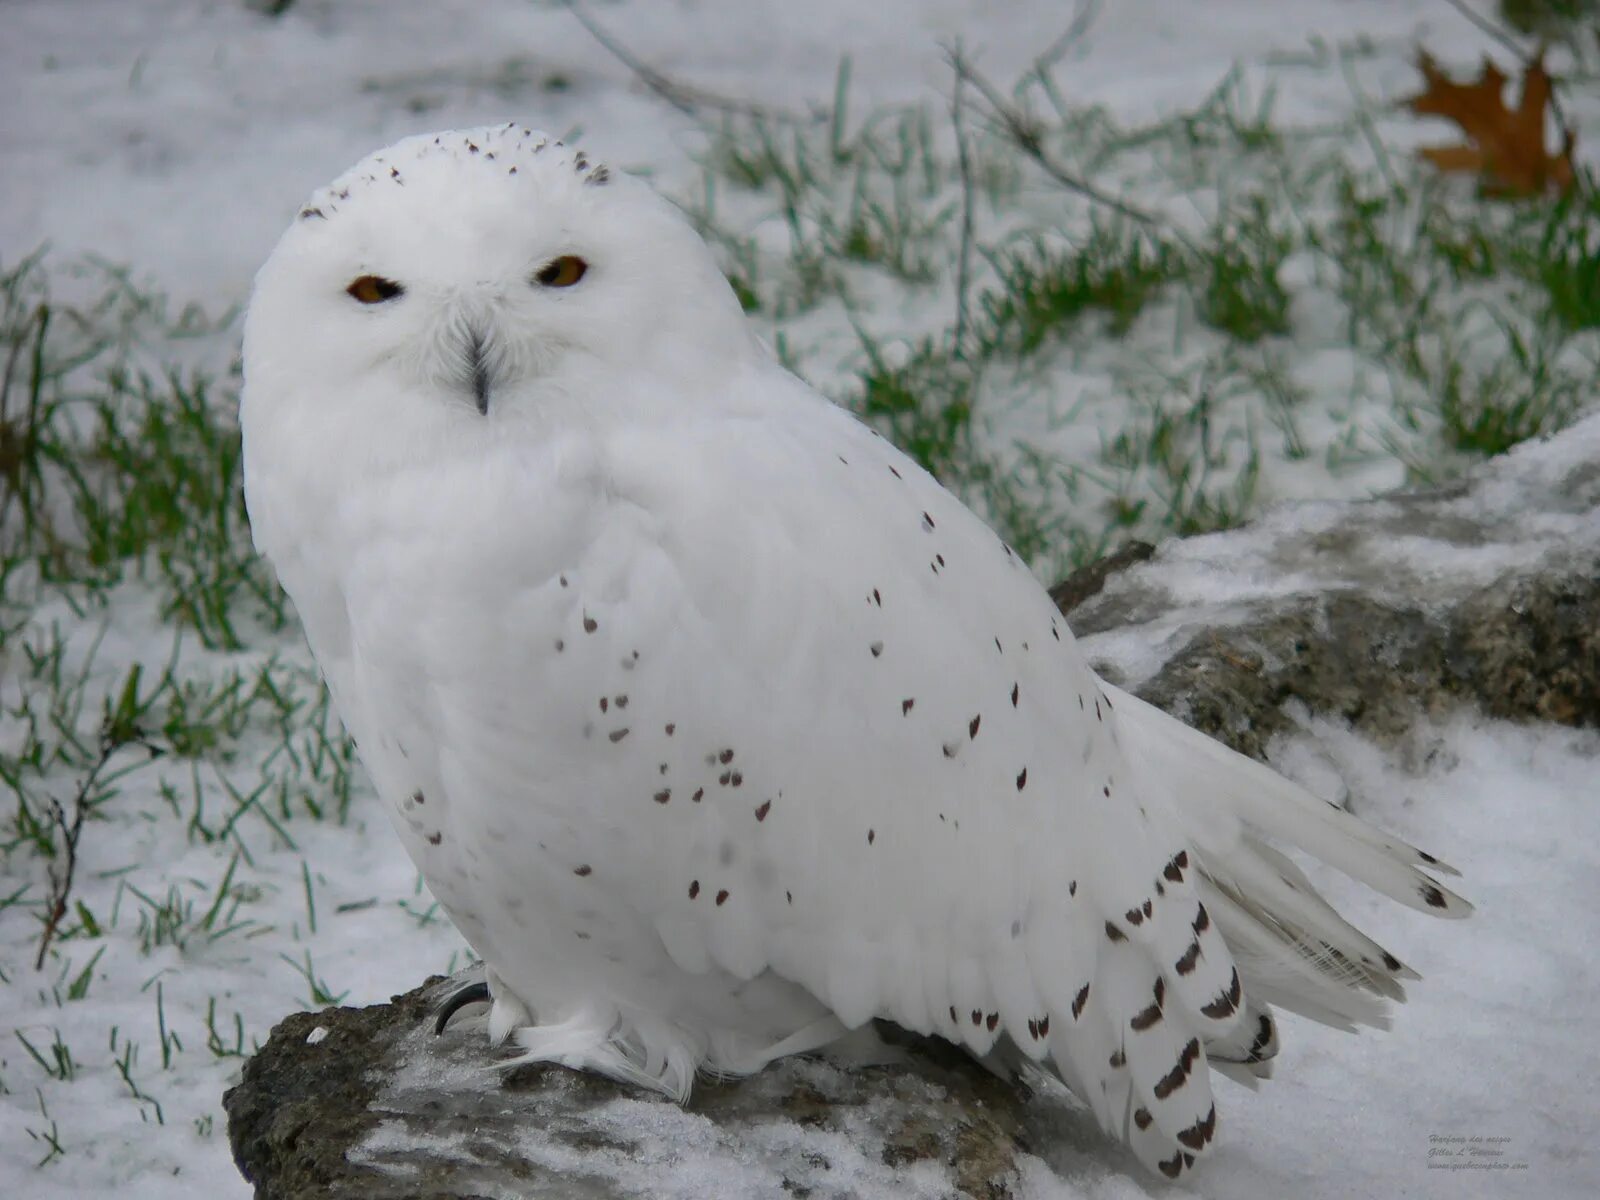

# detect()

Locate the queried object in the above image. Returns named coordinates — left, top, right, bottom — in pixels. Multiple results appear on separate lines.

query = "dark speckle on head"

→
left=583, top=614, right=598, bottom=633
left=574, top=864, right=592, bottom=877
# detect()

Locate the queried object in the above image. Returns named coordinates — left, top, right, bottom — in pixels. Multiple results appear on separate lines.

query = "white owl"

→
left=240, top=125, right=1469, bottom=1180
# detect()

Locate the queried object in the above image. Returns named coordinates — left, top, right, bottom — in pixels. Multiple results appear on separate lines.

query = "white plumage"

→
left=240, top=125, right=1469, bottom=1180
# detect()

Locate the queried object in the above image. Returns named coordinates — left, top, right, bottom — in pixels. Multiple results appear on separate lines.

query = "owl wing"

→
left=385, top=374, right=1464, bottom=1180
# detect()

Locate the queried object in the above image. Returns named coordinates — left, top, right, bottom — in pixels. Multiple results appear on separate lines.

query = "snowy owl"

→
left=240, top=124, right=1469, bottom=1179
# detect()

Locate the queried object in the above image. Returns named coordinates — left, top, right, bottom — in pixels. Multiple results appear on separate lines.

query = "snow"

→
left=2, top=2, right=1595, bottom=1198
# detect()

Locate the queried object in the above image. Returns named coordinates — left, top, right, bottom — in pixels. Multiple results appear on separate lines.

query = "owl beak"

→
left=467, top=328, right=492, bottom=415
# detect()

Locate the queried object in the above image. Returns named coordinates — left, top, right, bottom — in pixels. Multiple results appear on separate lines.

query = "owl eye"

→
left=535, top=256, right=588, bottom=288
left=346, top=275, right=404, bottom=304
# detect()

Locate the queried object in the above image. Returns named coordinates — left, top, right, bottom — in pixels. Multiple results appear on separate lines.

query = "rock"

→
left=1066, top=415, right=1600, bottom=759
left=225, top=975, right=1045, bottom=1199
left=226, top=417, right=1600, bottom=1198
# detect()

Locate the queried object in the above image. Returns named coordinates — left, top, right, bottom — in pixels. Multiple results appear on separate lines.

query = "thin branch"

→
left=946, top=47, right=1171, bottom=233
left=1030, top=0, right=1102, bottom=80
left=563, top=1, right=786, bottom=120
left=949, top=43, right=978, bottom=361
left=34, top=719, right=161, bottom=970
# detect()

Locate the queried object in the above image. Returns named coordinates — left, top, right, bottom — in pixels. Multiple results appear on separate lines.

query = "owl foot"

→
left=433, top=980, right=491, bottom=1035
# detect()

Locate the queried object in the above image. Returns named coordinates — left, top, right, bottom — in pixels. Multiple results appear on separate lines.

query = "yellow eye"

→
left=535, top=256, right=588, bottom=288
left=346, top=275, right=404, bottom=304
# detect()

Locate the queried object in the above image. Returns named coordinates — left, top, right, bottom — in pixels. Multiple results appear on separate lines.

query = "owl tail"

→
left=1101, top=684, right=1470, bottom=1043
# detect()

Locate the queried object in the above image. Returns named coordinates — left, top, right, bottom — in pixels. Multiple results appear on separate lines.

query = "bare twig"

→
left=33, top=737, right=113, bottom=970
left=946, top=47, right=1172, bottom=233
left=949, top=43, right=978, bottom=360
left=563, top=1, right=787, bottom=120
left=1030, top=0, right=1102, bottom=80
left=34, top=718, right=161, bottom=970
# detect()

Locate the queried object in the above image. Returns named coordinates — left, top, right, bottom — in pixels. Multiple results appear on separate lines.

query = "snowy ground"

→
left=2, top=1, right=1597, bottom=1197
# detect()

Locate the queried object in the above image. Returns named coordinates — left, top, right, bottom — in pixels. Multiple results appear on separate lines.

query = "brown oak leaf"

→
left=1405, top=49, right=1576, bottom=197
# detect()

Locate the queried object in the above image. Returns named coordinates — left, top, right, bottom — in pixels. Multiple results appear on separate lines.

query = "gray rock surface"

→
left=226, top=417, right=1600, bottom=1199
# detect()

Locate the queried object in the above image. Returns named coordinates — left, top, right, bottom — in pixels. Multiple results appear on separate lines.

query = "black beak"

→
left=468, top=330, right=491, bottom=415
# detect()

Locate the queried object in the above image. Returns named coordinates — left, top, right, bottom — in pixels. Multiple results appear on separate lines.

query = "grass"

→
left=3, top=30, right=1600, bottom=1178
left=682, top=41, right=1600, bottom=575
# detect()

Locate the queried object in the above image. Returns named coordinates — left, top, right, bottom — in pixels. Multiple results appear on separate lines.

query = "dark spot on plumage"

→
left=1068, top=880, right=1077, bottom=896
left=509, top=166, right=517, bottom=174
left=1109, top=1049, right=1125, bottom=1069
left=1095, top=699, right=1101, bottom=721
left=1177, top=1105, right=1217, bottom=1151
left=838, top=455, right=848, bottom=465
left=412, top=790, right=425, bottom=806
left=1143, top=899, right=1154, bottom=919
left=1201, top=969, right=1241, bottom=1019
left=1418, top=849, right=1439, bottom=865
left=867, top=829, right=875, bottom=845
left=986, top=1012, right=999, bottom=1031
left=1175, top=941, right=1200, bottom=976
left=942, top=742, right=959, bottom=758
left=692, top=788, right=704, bottom=803
left=574, top=864, right=592, bottom=877
left=969, top=714, right=981, bottom=739
left=786, top=891, right=793, bottom=905
left=1016, top=767, right=1027, bottom=790
left=1105, top=921, right=1125, bottom=942
left=426, top=832, right=442, bottom=846
left=950, top=1006, right=959, bottom=1023
left=583, top=615, right=598, bottom=633
left=1421, top=883, right=1447, bottom=909
left=1193, top=902, right=1210, bottom=935
left=688, top=880, right=699, bottom=899
left=719, top=771, right=731, bottom=786
left=615, top=695, right=628, bottom=709
left=870, top=641, right=883, bottom=657
left=599, top=697, right=608, bottom=712
left=872, top=588, right=882, bottom=606
left=1382, top=951, right=1403, bottom=972
left=1103, top=691, right=1113, bottom=709
left=1037, top=1015, right=1049, bottom=1036
left=922, top=511, right=935, bottom=530
left=936, top=553, right=944, bottom=567
left=1011, top=683, right=1019, bottom=707
left=1134, top=1107, right=1153, bottom=1131
left=1027, top=1018, right=1038, bottom=1039
left=665, top=723, right=676, bottom=736
left=888, top=465, right=902, bottom=479
left=587, top=165, right=611, bottom=185
left=659, top=763, right=669, bottom=775
left=970, top=1010, right=982, bottom=1026
left=1158, top=1153, right=1184, bottom=1180
left=1250, top=1013, right=1275, bottom=1059
left=902, top=698, right=915, bottom=715
left=1072, top=983, right=1090, bottom=1020
left=299, top=206, right=326, bottom=220
left=1103, top=785, right=1111, bottom=798
left=1078, top=695, right=1085, bottom=710
left=559, top=574, right=568, bottom=587
left=1125, top=906, right=1144, bottom=926
left=654, top=789, right=671, bottom=805
left=467, top=141, right=479, bottom=153
left=1051, top=622, right=1060, bottom=641
left=609, top=728, right=629, bottom=743
left=730, top=771, right=743, bottom=787
left=554, top=636, right=564, bottom=651
left=995, top=637, right=1003, bottom=653
left=719, top=749, right=735, bottom=764
left=715, top=889, right=729, bottom=906
left=755, top=800, right=771, bottom=821
left=1153, top=1038, right=1200, bottom=1100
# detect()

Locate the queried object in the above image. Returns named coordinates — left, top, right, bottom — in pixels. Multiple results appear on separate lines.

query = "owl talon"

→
left=434, top=981, right=491, bottom=1035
